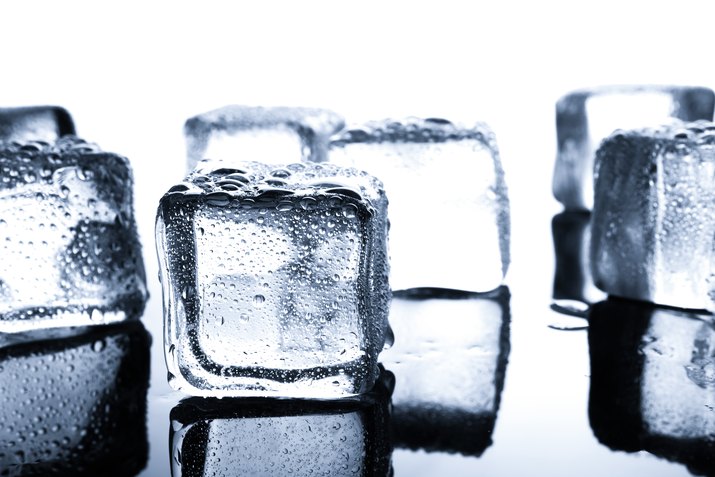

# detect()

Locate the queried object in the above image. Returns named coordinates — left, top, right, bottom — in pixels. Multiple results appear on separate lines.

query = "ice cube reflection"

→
left=551, top=211, right=605, bottom=316
left=381, top=287, right=510, bottom=456
left=0, top=321, right=151, bottom=476
left=169, top=369, right=393, bottom=477
left=589, top=298, right=715, bottom=477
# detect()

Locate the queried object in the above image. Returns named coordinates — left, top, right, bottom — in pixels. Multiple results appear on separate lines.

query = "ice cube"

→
left=0, top=137, right=148, bottom=332
left=551, top=211, right=605, bottom=313
left=0, top=320, right=150, bottom=475
left=169, top=370, right=393, bottom=477
left=589, top=299, right=715, bottom=476
left=184, top=105, right=345, bottom=171
left=329, top=118, right=510, bottom=293
left=0, top=105, right=75, bottom=143
left=380, top=287, right=510, bottom=456
left=553, top=85, right=714, bottom=210
left=157, top=161, right=390, bottom=398
left=590, top=122, right=715, bottom=310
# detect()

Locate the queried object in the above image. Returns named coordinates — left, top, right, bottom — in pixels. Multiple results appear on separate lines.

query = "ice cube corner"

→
left=156, top=161, right=390, bottom=398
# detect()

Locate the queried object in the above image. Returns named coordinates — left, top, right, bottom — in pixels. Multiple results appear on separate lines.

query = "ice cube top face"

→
left=184, top=105, right=345, bottom=171
left=330, top=118, right=510, bottom=293
left=157, top=161, right=390, bottom=398
left=0, top=105, right=76, bottom=144
left=591, top=121, right=715, bottom=310
left=0, top=137, right=148, bottom=332
left=553, top=85, right=715, bottom=210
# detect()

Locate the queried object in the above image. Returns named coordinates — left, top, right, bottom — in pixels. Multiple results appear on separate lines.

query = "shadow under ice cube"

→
left=553, top=85, right=714, bottom=210
left=591, top=122, right=715, bottom=310
left=0, top=320, right=150, bottom=476
left=330, top=118, right=510, bottom=293
left=157, top=161, right=390, bottom=398
left=380, top=287, right=511, bottom=456
left=589, top=299, right=715, bottom=476
left=184, top=105, right=345, bottom=171
left=0, top=137, right=148, bottom=331
left=169, top=370, right=393, bottom=477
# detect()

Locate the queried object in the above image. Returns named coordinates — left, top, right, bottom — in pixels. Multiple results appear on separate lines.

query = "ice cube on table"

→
left=589, top=299, right=715, bottom=476
left=590, top=122, right=715, bottom=310
left=553, top=85, right=714, bottom=210
left=169, top=371, right=393, bottom=477
left=0, top=105, right=75, bottom=143
left=184, top=105, right=345, bottom=171
left=156, top=161, right=390, bottom=398
left=0, top=320, right=150, bottom=475
left=380, top=287, right=510, bottom=456
left=0, top=137, right=148, bottom=332
left=329, top=118, right=510, bottom=293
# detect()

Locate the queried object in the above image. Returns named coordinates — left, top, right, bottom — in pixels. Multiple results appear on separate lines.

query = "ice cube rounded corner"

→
left=156, top=161, right=391, bottom=398
left=552, top=85, right=715, bottom=211
left=0, top=136, right=148, bottom=332
left=590, top=120, right=715, bottom=311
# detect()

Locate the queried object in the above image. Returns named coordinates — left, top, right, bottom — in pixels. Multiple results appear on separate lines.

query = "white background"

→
left=1, top=2, right=713, bottom=475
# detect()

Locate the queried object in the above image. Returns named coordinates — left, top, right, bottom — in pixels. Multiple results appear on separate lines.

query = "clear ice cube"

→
left=589, top=299, right=715, bottom=476
left=329, top=118, right=510, bottom=293
left=0, top=137, right=148, bottom=331
left=157, top=161, right=390, bottom=398
left=380, top=287, right=510, bottom=456
left=590, top=122, right=715, bottom=310
left=0, top=320, right=150, bottom=474
left=553, top=85, right=714, bottom=210
left=0, top=105, right=75, bottom=143
left=184, top=105, right=345, bottom=171
left=169, top=372, right=393, bottom=476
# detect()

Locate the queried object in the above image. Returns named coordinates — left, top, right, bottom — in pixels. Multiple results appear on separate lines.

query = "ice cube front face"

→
left=0, top=137, right=148, bottom=332
left=329, top=118, right=510, bottom=293
left=553, top=85, right=715, bottom=210
left=184, top=106, right=345, bottom=171
left=591, top=122, right=715, bottom=310
left=157, top=161, right=390, bottom=398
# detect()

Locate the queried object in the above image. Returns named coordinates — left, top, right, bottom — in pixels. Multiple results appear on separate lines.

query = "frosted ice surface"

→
left=0, top=106, right=75, bottom=144
left=0, top=321, right=150, bottom=474
left=380, top=288, right=510, bottom=455
left=184, top=106, right=344, bottom=171
left=157, top=161, right=390, bottom=398
left=330, top=118, right=510, bottom=293
left=553, top=85, right=714, bottom=210
left=591, top=121, right=715, bottom=310
left=170, top=378, right=392, bottom=477
left=0, top=137, right=148, bottom=332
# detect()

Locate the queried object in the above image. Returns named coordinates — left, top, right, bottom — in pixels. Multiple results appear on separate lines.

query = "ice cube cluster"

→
left=157, top=161, right=390, bottom=398
left=591, top=121, right=715, bottom=310
left=0, top=135, right=148, bottom=331
left=330, top=118, right=510, bottom=293
left=184, top=106, right=345, bottom=171
left=553, top=85, right=714, bottom=210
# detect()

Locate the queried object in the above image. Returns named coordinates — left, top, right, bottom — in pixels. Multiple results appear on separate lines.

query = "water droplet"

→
left=253, top=295, right=265, bottom=307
